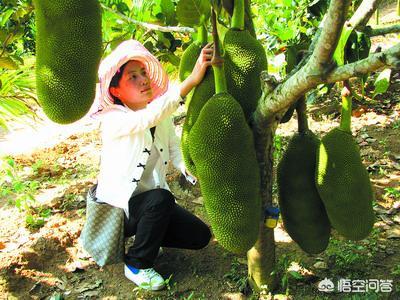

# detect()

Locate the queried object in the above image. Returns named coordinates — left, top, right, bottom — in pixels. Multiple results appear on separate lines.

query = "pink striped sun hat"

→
left=96, top=39, right=169, bottom=110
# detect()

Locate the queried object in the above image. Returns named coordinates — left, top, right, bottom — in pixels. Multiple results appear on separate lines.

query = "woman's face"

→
left=109, top=60, right=153, bottom=110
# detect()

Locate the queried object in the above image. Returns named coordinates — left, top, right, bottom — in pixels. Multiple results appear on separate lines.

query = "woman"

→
left=93, top=39, right=216, bottom=291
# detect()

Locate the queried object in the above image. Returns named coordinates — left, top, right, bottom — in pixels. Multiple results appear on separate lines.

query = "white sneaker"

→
left=124, top=265, right=165, bottom=291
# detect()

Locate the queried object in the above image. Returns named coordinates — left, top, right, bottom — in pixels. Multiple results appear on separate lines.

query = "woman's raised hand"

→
left=189, top=43, right=222, bottom=87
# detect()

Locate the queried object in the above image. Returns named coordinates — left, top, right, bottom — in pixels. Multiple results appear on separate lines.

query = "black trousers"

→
left=124, top=188, right=211, bottom=269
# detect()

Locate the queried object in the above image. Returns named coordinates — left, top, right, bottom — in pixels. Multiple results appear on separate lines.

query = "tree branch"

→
left=256, top=42, right=400, bottom=125
left=310, top=0, right=350, bottom=68
left=254, top=0, right=351, bottom=126
left=100, top=4, right=195, bottom=33
left=326, top=43, right=400, bottom=83
left=369, top=24, right=400, bottom=36
left=348, top=0, right=382, bottom=30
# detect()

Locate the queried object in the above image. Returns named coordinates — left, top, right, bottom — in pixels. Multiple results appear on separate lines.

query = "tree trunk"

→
left=398, top=0, right=400, bottom=16
left=247, top=118, right=279, bottom=291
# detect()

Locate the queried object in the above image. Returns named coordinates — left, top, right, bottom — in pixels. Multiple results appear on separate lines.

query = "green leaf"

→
left=333, top=25, right=354, bottom=66
left=0, top=9, right=14, bottom=27
left=279, top=27, right=295, bottom=41
left=373, top=68, right=391, bottom=99
left=0, top=57, right=18, bottom=70
left=176, top=0, right=211, bottom=27
left=166, top=53, right=180, bottom=66
left=283, top=0, right=292, bottom=6
left=288, top=271, right=303, bottom=280
left=160, top=0, right=176, bottom=24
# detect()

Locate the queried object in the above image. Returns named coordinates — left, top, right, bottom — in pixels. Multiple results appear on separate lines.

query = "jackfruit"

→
left=179, top=24, right=208, bottom=82
left=278, top=131, right=331, bottom=254
left=179, top=42, right=202, bottom=82
left=223, top=29, right=268, bottom=120
left=34, top=0, right=102, bottom=124
left=181, top=67, right=215, bottom=176
left=316, top=128, right=374, bottom=240
left=189, top=93, right=261, bottom=253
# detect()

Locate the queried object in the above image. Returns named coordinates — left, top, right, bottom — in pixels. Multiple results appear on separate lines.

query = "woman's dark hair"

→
left=109, top=62, right=128, bottom=106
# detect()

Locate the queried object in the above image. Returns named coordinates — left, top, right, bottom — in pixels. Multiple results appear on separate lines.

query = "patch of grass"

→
left=392, top=264, right=400, bottom=277
left=392, top=119, right=400, bottom=129
left=325, top=229, right=380, bottom=278
left=384, top=187, right=400, bottom=200
left=378, top=138, right=390, bottom=158
left=0, top=157, right=50, bottom=229
left=223, top=258, right=249, bottom=292
left=271, top=254, right=304, bottom=296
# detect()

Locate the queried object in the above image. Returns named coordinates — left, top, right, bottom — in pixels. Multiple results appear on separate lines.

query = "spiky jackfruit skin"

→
left=179, top=43, right=202, bottom=82
left=189, top=93, right=261, bottom=253
left=181, top=68, right=215, bottom=176
left=34, top=0, right=102, bottom=124
left=278, top=132, right=331, bottom=254
left=223, top=29, right=268, bottom=120
left=316, top=128, right=375, bottom=240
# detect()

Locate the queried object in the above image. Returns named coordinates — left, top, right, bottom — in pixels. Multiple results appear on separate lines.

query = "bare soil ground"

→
left=0, top=4, right=399, bottom=300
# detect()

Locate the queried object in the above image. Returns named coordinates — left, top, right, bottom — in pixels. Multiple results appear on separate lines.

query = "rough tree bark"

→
left=246, top=0, right=400, bottom=291
left=369, top=24, right=400, bottom=36
left=348, top=0, right=383, bottom=30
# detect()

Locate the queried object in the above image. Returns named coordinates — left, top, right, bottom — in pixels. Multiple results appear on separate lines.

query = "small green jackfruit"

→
left=181, top=67, right=215, bottom=176
left=34, top=0, right=102, bottom=124
left=189, top=93, right=261, bottom=253
left=278, top=131, right=331, bottom=254
left=223, top=29, right=267, bottom=120
left=316, top=128, right=375, bottom=240
left=179, top=43, right=202, bottom=82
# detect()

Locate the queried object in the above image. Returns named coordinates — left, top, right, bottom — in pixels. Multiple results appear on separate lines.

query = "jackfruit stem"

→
left=340, top=81, right=352, bottom=133
left=196, top=24, right=208, bottom=45
left=232, top=0, right=245, bottom=30
left=211, top=8, right=227, bottom=94
left=295, top=96, right=309, bottom=133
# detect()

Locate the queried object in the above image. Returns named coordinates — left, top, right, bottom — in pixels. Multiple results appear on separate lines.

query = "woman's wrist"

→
left=179, top=75, right=196, bottom=98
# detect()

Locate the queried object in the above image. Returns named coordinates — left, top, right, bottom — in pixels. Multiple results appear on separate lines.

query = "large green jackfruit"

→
left=316, top=128, right=375, bottom=240
left=181, top=68, right=215, bottom=176
left=189, top=93, right=261, bottom=253
left=223, top=29, right=268, bottom=120
left=34, top=0, right=102, bottom=124
left=278, top=131, right=331, bottom=254
left=179, top=42, right=202, bottom=82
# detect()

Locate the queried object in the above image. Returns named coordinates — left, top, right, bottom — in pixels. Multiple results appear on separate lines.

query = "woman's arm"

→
left=101, top=85, right=182, bottom=138
left=101, top=44, right=218, bottom=138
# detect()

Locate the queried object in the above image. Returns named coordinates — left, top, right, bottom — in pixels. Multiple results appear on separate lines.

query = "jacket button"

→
left=160, top=148, right=163, bottom=152
left=164, top=161, right=167, bottom=165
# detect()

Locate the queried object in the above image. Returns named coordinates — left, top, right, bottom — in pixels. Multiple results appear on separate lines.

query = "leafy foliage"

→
left=252, top=0, right=325, bottom=53
left=176, top=0, right=210, bottom=27
left=373, top=68, right=392, bottom=99
left=0, top=0, right=35, bottom=67
left=100, top=0, right=184, bottom=69
left=0, top=58, right=37, bottom=129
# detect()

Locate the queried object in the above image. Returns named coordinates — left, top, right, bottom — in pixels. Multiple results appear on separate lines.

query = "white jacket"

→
left=95, top=85, right=185, bottom=215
